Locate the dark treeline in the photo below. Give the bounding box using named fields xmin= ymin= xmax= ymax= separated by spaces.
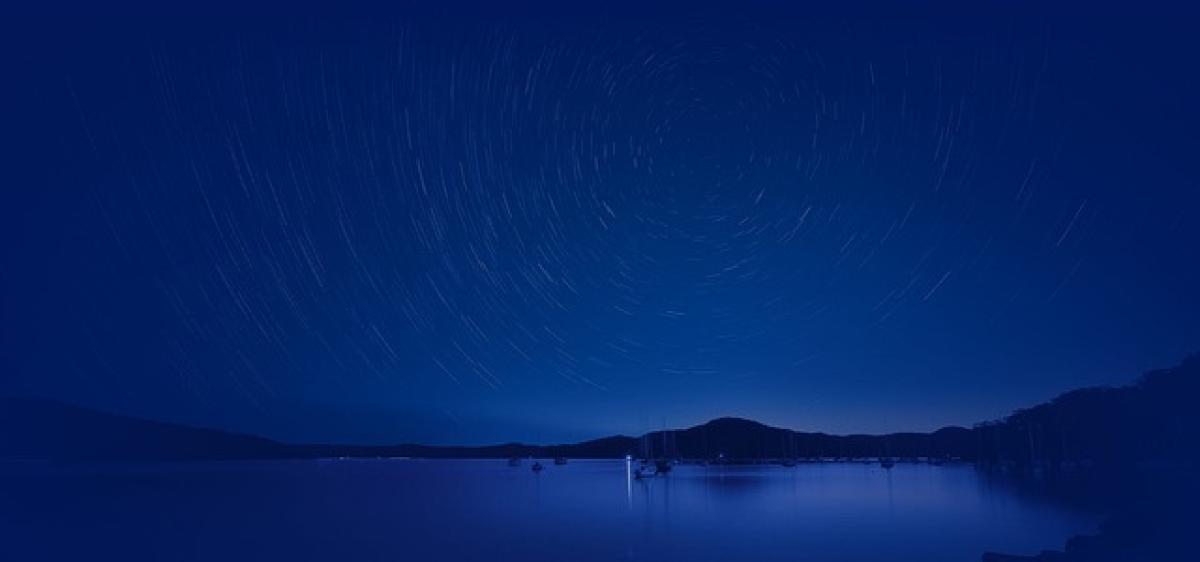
xmin=972 ymin=354 xmax=1200 ymax=470
xmin=3 ymin=355 xmax=1198 ymax=466
xmin=978 ymin=357 xmax=1200 ymax=561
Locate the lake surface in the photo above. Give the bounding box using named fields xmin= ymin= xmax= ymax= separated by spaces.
xmin=0 ymin=459 xmax=1102 ymax=561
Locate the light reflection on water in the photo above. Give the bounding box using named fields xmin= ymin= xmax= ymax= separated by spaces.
xmin=0 ymin=459 xmax=1102 ymax=561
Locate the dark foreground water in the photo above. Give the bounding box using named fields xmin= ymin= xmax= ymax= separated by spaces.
xmin=0 ymin=459 xmax=1102 ymax=561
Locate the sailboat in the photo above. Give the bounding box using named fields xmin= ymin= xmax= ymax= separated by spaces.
xmin=653 ymin=425 xmax=673 ymax=474
xmin=633 ymin=427 xmax=672 ymax=477
xmin=878 ymin=429 xmax=897 ymax=470
xmin=879 ymin=434 xmax=896 ymax=469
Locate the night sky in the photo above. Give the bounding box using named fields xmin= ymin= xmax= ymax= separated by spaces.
xmin=3 ymin=3 xmax=1198 ymax=445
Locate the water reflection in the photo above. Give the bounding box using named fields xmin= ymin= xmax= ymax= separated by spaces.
xmin=607 ymin=461 xmax=1101 ymax=561
xmin=625 ymin=455 xmax=632 ymax=509
xmin=0 ymin=459 xmax=1104 ymax=562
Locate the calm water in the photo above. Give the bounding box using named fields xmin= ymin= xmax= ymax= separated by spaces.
xmin=0 ymin=459 xmax=1101 ymax=561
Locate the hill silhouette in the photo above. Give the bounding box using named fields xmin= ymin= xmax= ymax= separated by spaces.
xmin=0 ymin=399 xmax=974 ymax=461
xmin=3 ymin=354 xmax=1198 ymax=465
xmin=0 ymin=397 xmax=292 ymax=460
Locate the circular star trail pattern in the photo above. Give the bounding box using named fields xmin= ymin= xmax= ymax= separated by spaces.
xmin=5 ymin=10 xmax=1199 ymax=443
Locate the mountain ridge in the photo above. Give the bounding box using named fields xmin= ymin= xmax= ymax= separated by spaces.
xmin=3 ymin=354 xmax=1196 ymax=465
xmin=0 ymin=396 xmax=972 ymax=461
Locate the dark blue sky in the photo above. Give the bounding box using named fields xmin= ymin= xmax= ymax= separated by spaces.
xmin=3 ymin=2 xmax=1198 ymax=444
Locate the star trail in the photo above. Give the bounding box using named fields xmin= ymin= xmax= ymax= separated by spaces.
xmin=3 ymin=4 xmax=1198 ymax=444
